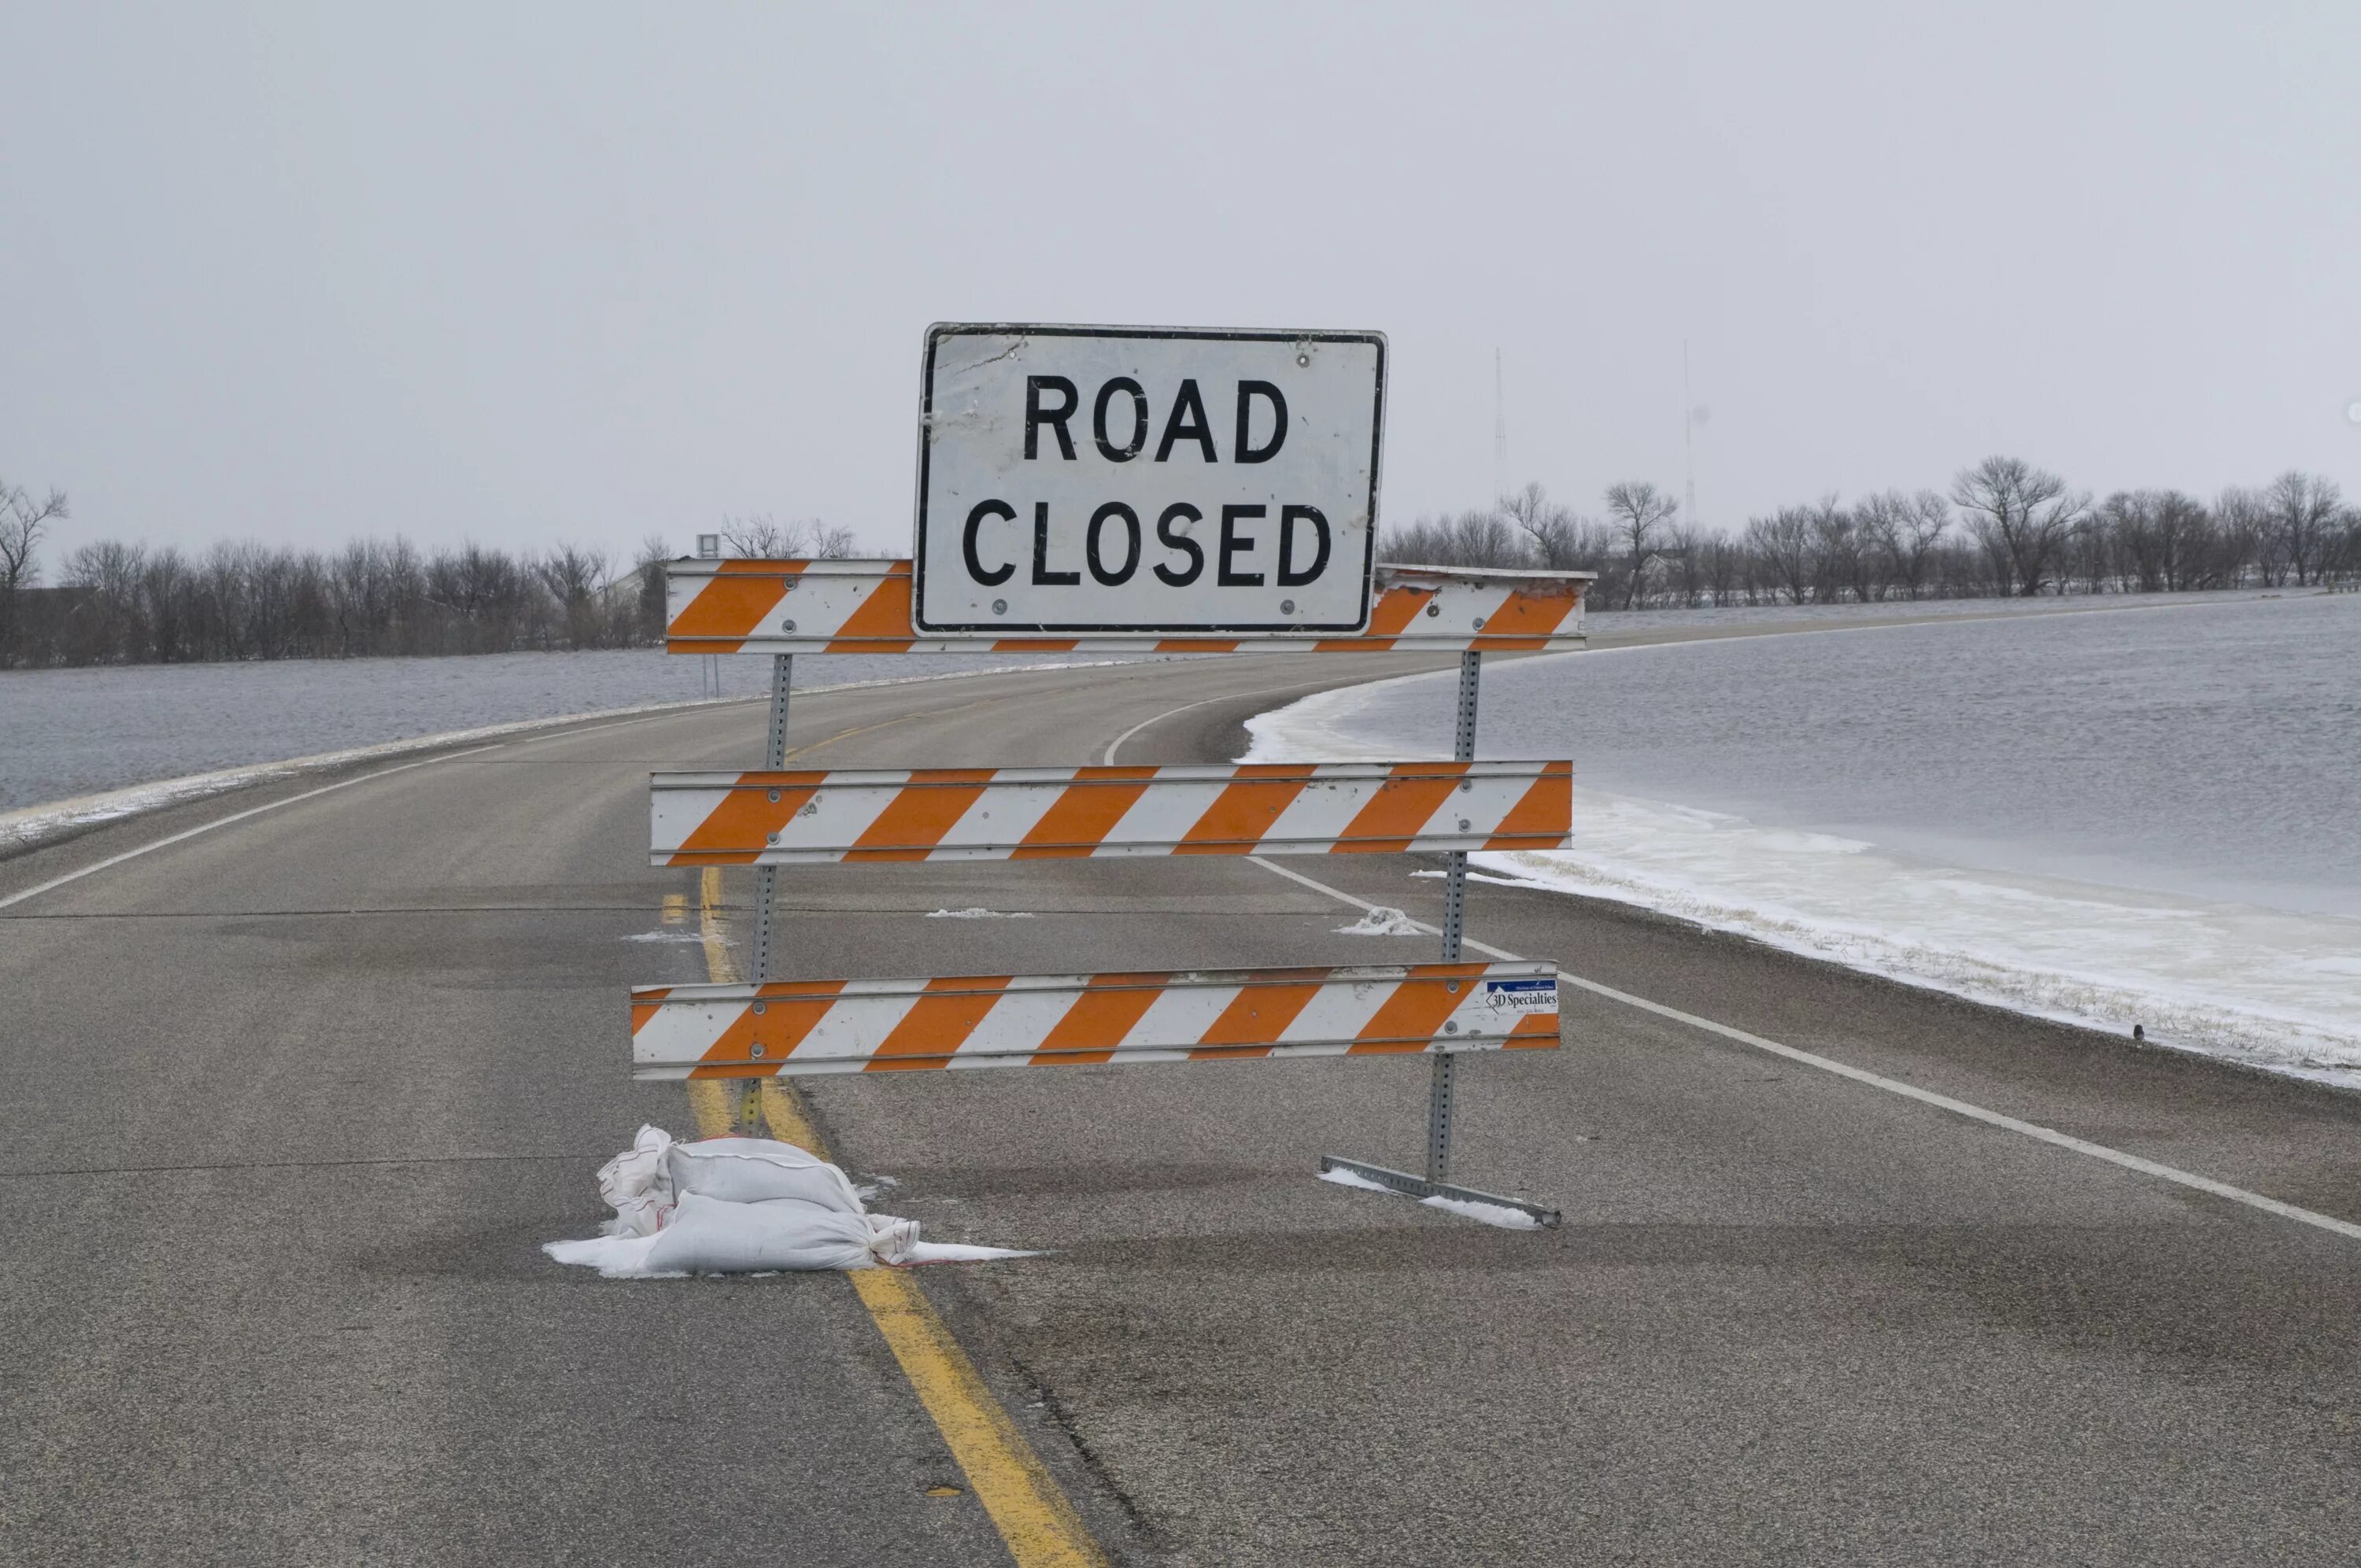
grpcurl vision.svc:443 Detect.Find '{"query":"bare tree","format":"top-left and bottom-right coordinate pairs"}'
top-left (1658, 522), bottom-right (1706, 607)
top-left (1602, 481), bottom-right (1678, 608)
top-left (719, 515), bottom-right (859, 559)
top-left (1859, 489), bottom-right (1951, 600)
top-left (1743, 507), bottom-right (1816, 603)
top-left (2262, 471), bottom-right (2344, 587)
top-left (535, 543), bottom-right (612, 650)
top-left (1804, 495), bottom-right (1868, 601)
top-left (1387, 508), bottom-right (1527, 568)
top-left (634, 533), bottom-right (674, 641)
top-left (1, 478), bottom-right (69, 657)
top-left (1493, 481), bottom-right (1590, 573)
top-left (1951, 456), bottom-right (2088, 597)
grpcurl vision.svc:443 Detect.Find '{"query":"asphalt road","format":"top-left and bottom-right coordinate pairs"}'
top-left (4, 650), bottom-right (2359, 1566)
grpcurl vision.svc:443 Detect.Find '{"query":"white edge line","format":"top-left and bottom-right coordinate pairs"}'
top-left (0, 746), bottom-right (502, 912)
top-left (0, 698), bottom-right (790, 913)
top-left (1099, 677), bottom-right (1381, 766)
top-left (1246, 854), bottom-right (2361, 1246)
top-left (2, 655), bottom-right (1158, 854)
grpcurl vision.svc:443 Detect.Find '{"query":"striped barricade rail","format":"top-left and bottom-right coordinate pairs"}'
top-left (630, 962), bottom-right (1561, 1079)
top-left (664, 559), bottom-right (1588, 655)
top-left (650, 759), bottom-right (1574, 865)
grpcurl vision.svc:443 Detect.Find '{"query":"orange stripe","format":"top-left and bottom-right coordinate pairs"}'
top-left (671, 771), bottom-right (826, 863)
top-left (1348, 968), bottom-right (1477, 1053)
top-left (1365, 585), bottom-right (1432, 636)
top-left (629, 991), bottom-right (671, 1033)
top-left (1031, 972), bottom-right (1167, 1064)
top-left (1173, 764), bottom-right (1314, 854)
top-left (667, 563), bottom-right (802, 644)
top-left (845, 769), bottom-right (996, 862)
top-left (685, 980), bottom-right (848, 1079)
top-left (1011, 767), bottom-right (1159, 858)
top-left (1507, 1009), bottom-right (1561, 1045)
top-left (866, 976), bottom-right (1011, 1068)
top-left (1191, 972), bottom-right (1323, 1058)
top-left (1474, 588), bottom-right (1577, 640)
top-left (821, 572), bottom-right (918, 652)
top-left (1482, 761), bottom-right (1572, 850)
top-left (1331, 762), bottom-right (1467, 853)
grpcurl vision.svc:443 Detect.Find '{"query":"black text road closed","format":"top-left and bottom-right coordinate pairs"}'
top-left (914, 324), bottom-right (1385, 634)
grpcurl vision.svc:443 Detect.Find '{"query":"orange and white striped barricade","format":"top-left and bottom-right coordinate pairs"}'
top-left (650, 553), bottom-right (1591, 1221)
top-left (630, 962), bottom-right (1561, 1079)
top-left (663, 558), bottom-right (1588, 656)
top-left (649, 759), bottom-right (1573, 865)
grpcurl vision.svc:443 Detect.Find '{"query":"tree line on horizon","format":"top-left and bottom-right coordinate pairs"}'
top-left (0, 507), bottom-right (852, 668)
top-left (2, 459), bottom-right (2353, 669)
top-left (1393, 457), bottom-right (2357, 611)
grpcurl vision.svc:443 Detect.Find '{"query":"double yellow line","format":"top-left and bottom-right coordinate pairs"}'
top-left (689, 866), bottom-right (1106, 1568)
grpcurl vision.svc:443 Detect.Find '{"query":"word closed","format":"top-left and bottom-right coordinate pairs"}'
top-left (914, 324), bottom-right (1385, 634)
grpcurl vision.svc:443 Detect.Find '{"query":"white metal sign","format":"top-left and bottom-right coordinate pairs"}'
top-left (914, 324), bottom-right (1385, 635)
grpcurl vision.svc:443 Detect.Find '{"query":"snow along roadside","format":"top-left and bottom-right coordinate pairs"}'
top-left (0, 659), bottom-right (1150, 856)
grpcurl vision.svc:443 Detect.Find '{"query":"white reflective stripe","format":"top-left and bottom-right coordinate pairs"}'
top-left (781, 992), bottom-right (924, 1061)
top-left (1259, 780), bottom-right (1364, 844)
top-left (954, 778), bottom-right (1066, 849)
top-left (957, 989), bottom-right (1068, 1055)
top-left (781, 786), bottom-right (889, 851)
top-left (1129, 982), bottom-right (1242, 1047)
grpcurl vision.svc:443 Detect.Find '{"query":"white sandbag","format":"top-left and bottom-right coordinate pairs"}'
top-left (641, 1192), bottom-right (922, 1273)
top-left (665, 1136), bottom-right (865, 1213)
top-left (596, 1124), bottom-right (675, 1237)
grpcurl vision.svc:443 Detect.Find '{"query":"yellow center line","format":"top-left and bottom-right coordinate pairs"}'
top-left (688, 847), bottom-right (1106, 1568)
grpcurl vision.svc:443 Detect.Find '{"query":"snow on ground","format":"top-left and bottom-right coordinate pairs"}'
top-left (1318, 1167), bottom-right (1546, 1230)
top-left (1334, 906), bottom-right (1425, 935)
top-left (1250, 679), bottom-right (2361, 1090)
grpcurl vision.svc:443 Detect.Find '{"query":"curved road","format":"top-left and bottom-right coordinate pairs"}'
top-left (4, 653), bottom-right (2359, 1566)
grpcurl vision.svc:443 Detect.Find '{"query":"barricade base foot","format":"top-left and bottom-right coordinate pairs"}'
top-left (1318, 1155), bottom-right (1562, 1229)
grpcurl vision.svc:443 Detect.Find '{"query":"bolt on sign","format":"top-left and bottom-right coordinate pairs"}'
top-left (914, 324), bottom-right (1385, 636)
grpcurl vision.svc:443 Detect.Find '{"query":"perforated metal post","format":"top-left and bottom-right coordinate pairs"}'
top-left (1426, 650), bottom-right (1482, 1182)
top-left (740, 652), bottom-right (793, 1134)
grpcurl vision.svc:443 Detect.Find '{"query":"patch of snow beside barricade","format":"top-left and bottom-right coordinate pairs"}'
top-left (1334, 906), bottom-right (1424, 936)
top-left (544, 1125), bottom-right (1033, 1277)
top-left (1317, 1167), bottom-right (1544, 1230)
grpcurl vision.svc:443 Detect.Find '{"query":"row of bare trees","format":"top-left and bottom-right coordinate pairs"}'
top-left (7, 459), bottom-right (2351, 666)
top-left (0, 498), bottom-right (854, 667)
top-left (1388, 459), bottom-right (2359, 610)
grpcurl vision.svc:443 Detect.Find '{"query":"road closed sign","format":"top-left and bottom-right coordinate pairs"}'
top-left (914, 324), bottom-right (1385, 635)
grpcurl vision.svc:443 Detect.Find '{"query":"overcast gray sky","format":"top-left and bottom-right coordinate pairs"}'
top-left (5, 2), bottom-right (2355, 563)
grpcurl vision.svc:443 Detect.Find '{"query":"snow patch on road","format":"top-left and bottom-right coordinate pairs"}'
top-left (926, 908), bottom-right (1036, 920)
top-left (1335, 906), bottom-right (1425, 936)
top-left (1318, 1167), bottom-right (1546, 1229)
